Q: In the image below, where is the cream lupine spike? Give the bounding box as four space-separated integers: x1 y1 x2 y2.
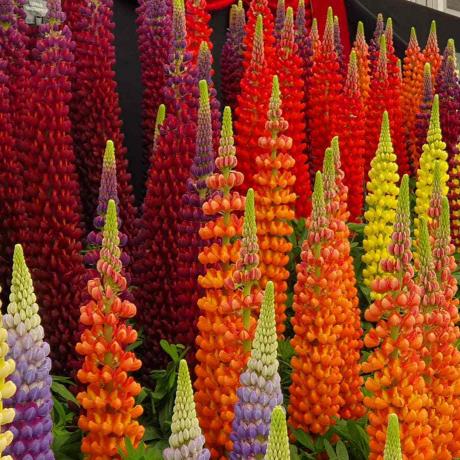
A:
414 94 449 240
264 407 290 460
0 287 15 460
164 360 210 460
383 414 403 460
362 111 399 298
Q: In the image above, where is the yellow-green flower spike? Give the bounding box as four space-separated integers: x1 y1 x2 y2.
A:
153 104 166 151
322 147 336 206
357 20 365 40
363 111 399 297
243 188 257 241
417 217 433 273
310 17 318 43
252 15 265 68
383 414 402 460
312 171 326 230
264 407 290 460
409 26 418 49
164 360 210 459
377 34 388 79
414 94 449 241
0 288 16 460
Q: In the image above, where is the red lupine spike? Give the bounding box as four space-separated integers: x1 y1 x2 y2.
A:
336 51 365 221
19 7 87 375
136 0 172 165
366 35 408 176
308 7 343 179
186 0 213 63
424 20 442 85
402 27 426 175
61 0 137 245
235 15 273 192
132 0 202 375
276 7 311 217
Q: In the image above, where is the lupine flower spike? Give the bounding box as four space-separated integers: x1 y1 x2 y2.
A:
76 200 144 458
363 112 399 298
413 63 434 172
323 144 365 419
276 7 311 217
230 282 283 459
3 245 54 460
185 0 213 62
414 94 449 241
153 104 166 155
334 16 346 76
135 0 171 162
221 1 246 111
253 75 295 335
194 107 246 458
417 218 460 459
164 360 210 460
369 13 384 73
0 288 15 459
353 21 370 108
402 27 426 174
423 21 442 85
264 407 290 460
289 172 345 435
235 14 274 191
274 0 285 41
383 414 402 460
85 140 130 272
363 175 434 459
174 80 214 355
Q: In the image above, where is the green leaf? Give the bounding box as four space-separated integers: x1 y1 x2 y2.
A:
291 428 315 451
324 439 337 459
52 380 79 406
336 441 349 460
160 340 179 362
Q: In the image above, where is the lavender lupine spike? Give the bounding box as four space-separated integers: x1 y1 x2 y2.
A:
274 0 285 42
85 141 129 268
163 360 210 460
295 0 306 36
230 282 283 459
439 38 456 77
264 407 290 460
3 245 54 460
0 288 16 460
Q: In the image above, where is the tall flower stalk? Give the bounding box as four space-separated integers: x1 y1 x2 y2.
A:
76 200 144 458
4 245 54 459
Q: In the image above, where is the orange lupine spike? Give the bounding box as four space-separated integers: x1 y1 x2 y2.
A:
423 21 442 86
194 107 249 459
323 142 365 420
416 218 460 459
253 75 296 336
363 176 435 460
353 21 370 108
402 27 426 175
76 200 144 459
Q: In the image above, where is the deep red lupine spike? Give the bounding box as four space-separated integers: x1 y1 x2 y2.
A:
19 9 87 375
136 0 172 166
61 0 137 244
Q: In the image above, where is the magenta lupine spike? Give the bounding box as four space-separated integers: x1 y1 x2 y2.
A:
295 0 306 35
4 245 54 460
369 13 384 72
174 80 214 358
197 41 221 150
221 0 246 111
274 0 285 42
133 0 202 374
85 141 130 272
414 63 434 172
136 0 171 163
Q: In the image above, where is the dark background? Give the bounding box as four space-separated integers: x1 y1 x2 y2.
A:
113 0 460 200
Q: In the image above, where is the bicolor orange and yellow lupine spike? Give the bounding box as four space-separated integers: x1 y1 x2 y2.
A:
253 75 296 336
363 175 435 460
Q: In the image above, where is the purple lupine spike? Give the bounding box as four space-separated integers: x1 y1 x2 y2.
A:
136 0 171 162
197 40 221 153
230 282 283 459
221 0 246 112
295 0 307 36
274 0 285 42
414 63 434 171
4 245 54 460
174 79 214 358
85 140 129 269
334 15 346 76
0 0 14 22
46 0 65 23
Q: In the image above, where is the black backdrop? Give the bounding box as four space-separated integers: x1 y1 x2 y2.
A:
112 0 460 201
